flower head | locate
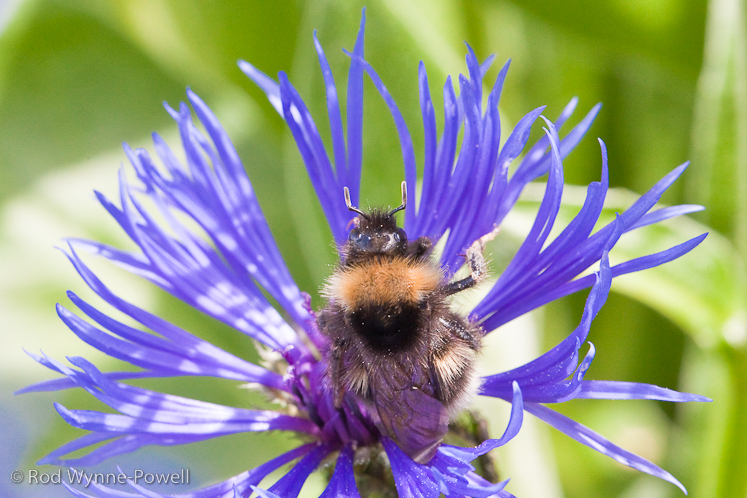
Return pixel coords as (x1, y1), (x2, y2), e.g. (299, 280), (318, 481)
(20, 10), (709, 498)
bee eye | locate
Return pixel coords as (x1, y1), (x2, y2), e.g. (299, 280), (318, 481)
(381, 230), (407, 252)
(348, 228), (372, 250)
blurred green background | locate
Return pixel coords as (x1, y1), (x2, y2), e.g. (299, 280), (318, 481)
(0, 0), (744, 497)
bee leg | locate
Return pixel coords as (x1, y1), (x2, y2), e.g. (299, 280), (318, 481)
(449, 410), (500, 483)
(470, 410), (500, 483)
(443, 227), (499, 296)
(406, 236), (432, 259)
(327, 341), (346, 409)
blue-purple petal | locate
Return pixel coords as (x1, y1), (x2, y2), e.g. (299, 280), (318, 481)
(313, 31), (348, 193)
(238, 60), (282, 114)
(266, 442), (337, 498)
(344, 50), (418, 229)
(63, 444), (316, 498)
(480, 244), (614, 400)
(578, 381), (712, 402)
(524, 402), (688, 494)
(345, 9), (366, 204)
(319, 444), (361, 498)
(383, 438), (440, 498)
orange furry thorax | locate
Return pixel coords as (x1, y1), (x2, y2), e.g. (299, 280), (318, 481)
(323, 257), (443, 311)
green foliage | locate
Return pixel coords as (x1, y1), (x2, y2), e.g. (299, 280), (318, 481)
(1, 0), (743, 496)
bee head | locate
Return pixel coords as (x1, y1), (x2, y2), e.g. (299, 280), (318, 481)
(343, 182), (408, 258)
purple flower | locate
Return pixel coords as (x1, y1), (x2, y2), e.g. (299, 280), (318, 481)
(19, 10), (709, 498)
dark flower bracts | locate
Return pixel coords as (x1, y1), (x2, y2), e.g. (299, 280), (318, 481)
(19, 11), (709, 498)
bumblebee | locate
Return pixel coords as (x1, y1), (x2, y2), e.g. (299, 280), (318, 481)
(318, 182), (497, 463)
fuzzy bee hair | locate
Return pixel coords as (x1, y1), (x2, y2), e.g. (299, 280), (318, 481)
(317, 182), (497, 464)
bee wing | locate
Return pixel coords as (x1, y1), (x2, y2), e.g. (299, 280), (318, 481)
(372, 383), (449, 464)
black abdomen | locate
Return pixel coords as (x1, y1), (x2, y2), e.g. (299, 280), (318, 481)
(349, 303), (423, 352)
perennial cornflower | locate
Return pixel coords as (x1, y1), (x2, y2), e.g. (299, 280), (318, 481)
(19, 11), (710, 498)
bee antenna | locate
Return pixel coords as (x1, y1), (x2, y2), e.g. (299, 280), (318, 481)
(387, 181), (407, 217)
(344, 187), (370, 219)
